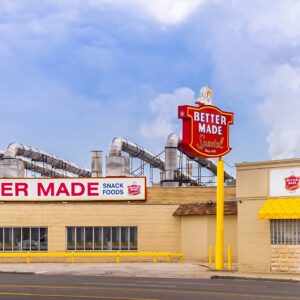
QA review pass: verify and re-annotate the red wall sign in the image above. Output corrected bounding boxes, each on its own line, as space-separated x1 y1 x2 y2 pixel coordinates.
178 105 234 158
285 175 300 191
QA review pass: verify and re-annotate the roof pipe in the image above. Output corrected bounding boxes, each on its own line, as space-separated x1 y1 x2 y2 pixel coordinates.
176 139 235 181
109 137 199 185
4 143 91 177
18 157 70 178
109 137 164 169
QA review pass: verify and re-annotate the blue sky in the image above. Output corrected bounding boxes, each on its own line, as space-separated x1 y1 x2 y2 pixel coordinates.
0 0 299 171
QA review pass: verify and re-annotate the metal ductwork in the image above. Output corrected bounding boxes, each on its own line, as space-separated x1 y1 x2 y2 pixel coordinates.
172 133 235 181
163 133 235 184
164 133 179 186
178 147 235 181
4 143 91 177
108 137 198 185
109 137 164 169
91 151 103 177
18 157 70 178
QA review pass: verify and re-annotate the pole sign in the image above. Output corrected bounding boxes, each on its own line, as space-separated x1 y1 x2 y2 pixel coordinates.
178 87 234 158
0 177 146 201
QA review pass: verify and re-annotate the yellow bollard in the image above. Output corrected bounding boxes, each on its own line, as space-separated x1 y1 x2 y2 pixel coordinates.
153 254 157 264
227 246 232 271
215 157 224 270
208 245 213 265
116 254 120 264
71 251 75 264
26 252 30 264
167 255 172 263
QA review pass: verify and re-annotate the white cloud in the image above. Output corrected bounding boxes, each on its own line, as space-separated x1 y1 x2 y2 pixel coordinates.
203 1 300 160
0 0 208 27
99 0 207 25
140 87 195 138
258 64 300 159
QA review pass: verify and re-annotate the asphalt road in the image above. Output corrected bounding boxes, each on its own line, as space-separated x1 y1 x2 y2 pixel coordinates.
0 273 299 300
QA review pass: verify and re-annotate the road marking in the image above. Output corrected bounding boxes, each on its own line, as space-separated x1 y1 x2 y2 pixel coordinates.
0 283 299 300
0 292 158 300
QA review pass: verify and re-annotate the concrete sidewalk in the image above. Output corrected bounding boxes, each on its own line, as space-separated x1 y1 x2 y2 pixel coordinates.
0 263 299 282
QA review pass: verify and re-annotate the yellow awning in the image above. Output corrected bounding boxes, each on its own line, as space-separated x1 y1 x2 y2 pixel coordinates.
258 198 300 219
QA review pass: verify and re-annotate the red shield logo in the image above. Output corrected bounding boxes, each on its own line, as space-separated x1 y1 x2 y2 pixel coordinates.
128 184 141 195
178 105 234 158
285 175 300 191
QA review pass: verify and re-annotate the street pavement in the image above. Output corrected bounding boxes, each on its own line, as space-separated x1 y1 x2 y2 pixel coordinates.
0 263 299 282
0 273 299 300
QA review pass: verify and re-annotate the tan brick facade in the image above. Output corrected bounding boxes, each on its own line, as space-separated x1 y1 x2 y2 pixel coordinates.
271 245 300 273
236 158 300 274
0 186 237 263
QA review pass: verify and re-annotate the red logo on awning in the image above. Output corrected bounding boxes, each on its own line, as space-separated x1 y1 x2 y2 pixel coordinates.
128 184 141 195
285 175 300 191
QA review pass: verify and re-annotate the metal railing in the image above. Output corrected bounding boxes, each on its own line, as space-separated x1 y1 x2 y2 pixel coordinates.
0 251 184 264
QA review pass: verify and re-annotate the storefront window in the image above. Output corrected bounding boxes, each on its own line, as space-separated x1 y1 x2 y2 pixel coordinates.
67 227 75 250
76 227 84 250
4 228 12 251
271 220 300 245
103 227 112 250
13 228 21 251
121 227 129 250
31 228 39 251
0 227 47 251
22 228 30 251
129 227 138 250
112 227 120 250
0 229 3 251
40 228 48 251
85 227 93 250
66 227 138 251
94 227 102 250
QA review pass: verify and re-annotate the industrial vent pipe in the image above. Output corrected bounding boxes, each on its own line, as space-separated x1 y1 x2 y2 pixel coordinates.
109 137 198 185
109 137 164 169
91 151 103 177
4 143 91 177
164 133 179 186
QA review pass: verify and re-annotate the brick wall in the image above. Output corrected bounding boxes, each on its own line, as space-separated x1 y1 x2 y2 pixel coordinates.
271 245 300 273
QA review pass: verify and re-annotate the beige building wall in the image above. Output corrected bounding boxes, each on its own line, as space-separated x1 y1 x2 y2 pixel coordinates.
0 203 180 253
207 215 238 263
147 186 236 204
180 216 208 261
180 215 237 262
236 158 300 273
0 186 237 263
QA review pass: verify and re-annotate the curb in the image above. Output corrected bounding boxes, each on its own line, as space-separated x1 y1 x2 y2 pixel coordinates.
0 271 35 275
210 275 300 283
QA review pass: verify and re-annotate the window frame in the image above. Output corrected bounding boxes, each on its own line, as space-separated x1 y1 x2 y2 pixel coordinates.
271 219 300 245
66 226 138 252
0 227 48 252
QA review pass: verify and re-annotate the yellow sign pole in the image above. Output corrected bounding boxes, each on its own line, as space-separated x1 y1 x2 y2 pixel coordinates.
215 156 224 270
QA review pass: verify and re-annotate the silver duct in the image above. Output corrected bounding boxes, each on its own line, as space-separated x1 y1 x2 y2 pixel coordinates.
178 145 235 181
108 137 199 185
163 133 235 184
17 157 70 178
164 133 179 186
91 151 103 177
4 143 91 177
109 137 164 169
